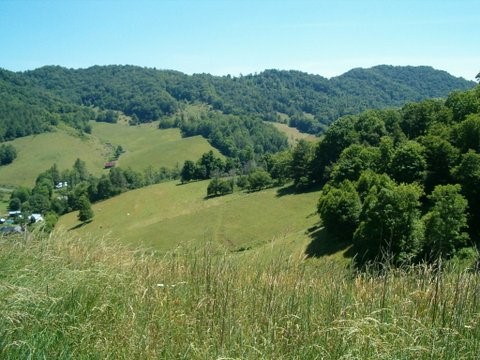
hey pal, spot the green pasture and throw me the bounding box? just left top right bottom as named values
left=91, top=121, right=223, bottom=170
left=57, top=181, right=325, bottom=257
left=0, top=129, right=106, bottom=187
left=270, top=122, right=318, bottom=145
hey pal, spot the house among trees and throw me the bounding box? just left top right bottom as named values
left=29, top=214, right=44, bottom=223
left=8, top=210, right=21, bottom=218
left=104, top=161, right=116, bottom=169
left=55, top=181, right=68, bottom=189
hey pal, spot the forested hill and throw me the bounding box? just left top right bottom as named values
left=0, top=65, right=475, bottom=141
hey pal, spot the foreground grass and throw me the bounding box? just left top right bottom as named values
left=1, top=232, right=479, bottom=359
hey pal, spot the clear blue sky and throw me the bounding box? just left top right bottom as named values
left=1, top=0, right=478, bottom=80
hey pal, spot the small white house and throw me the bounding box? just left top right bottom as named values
left=30, top=214, right=44, bottom=223
left=8, top=210, right=21, bottom=217
left=55, top=181, right=68, bottom=189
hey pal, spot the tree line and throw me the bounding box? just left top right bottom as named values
left=0, top=64, right=472, bottom=144
left=182, top=83, right=480, bottom=265
left=8, top=159, right=180, bottom=229
left=300, top=86, right=480, bottom=266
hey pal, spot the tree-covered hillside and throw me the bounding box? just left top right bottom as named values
left=20, top=64, right=475, bottom=134
left=283, top=84, right=480, bottom=265
left=0, top=69, right=96, bottom=141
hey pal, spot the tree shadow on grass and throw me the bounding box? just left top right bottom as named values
left=276, top=183, right=323, bottom=197
left=305, top=224, right=356, bottom=258
left=68, top=220, right=92, bottom=231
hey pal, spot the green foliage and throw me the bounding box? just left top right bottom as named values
left=247, top=169, right=272, bottom=191
left=400, top=99, right=452, bottom=138
left=0, top=144, right=17, bottom=165
left=264, top=150, right=292, bottom=185
left=389, top=140, right=427, bottom=184
left=419, top=135, right=459, bottom=191
left=452, top=114, right=480, bottom=152
left=423, top=184, right=469, bottom=260
left=0, top=64, right=468, bottom=144
left=77, top=195, right=94, bottom=223
left=318, top=180, right=361, bottom=242
left=180, top=151, right=227, bottom=183
left=177, top=109, right=288, bottom=160
left=207, top=177, right=234, bottom=197
left=331, top=144, right=380, bottom=184
left=180, top=160, right=197, bottom=183
left=8, top=197, right=21, bottom=211
left=96, top=109, right=119, bottom=123
left=452, top=150, right=480, bottom=235
left=445, top=89, right=480, bottom=122
left=290, top=139, right=315, bottom=188
left=353, top=178, right=424, bottom=265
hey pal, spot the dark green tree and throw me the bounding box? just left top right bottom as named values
left=353, top=177, right=424, bottom=265
left=318, top=180, right=361, bottom=242
left=419, top=135, right=459, bottom=192
left=247, top=169, right=272, bottom=191
left=207, top=178, right=233, bottom=197
left=180, top=160, right=197, bottom=183
left=389, top=140, right=427, bottom=184
left=8, top=197, right=21, bottom=211
left=0, top=144, right=17, bottom=165
left=422, top=184, right=469, bottom=260
left=452, top=150, right=480, bottom=236
left=452, top=114, right=480, bottom=153
left=77, top=195, right=94, bottom=223
left=330, top=144, right=380, bottom=184
left=291, top=139, right=315, bottom=188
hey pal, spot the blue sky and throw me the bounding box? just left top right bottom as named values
left=1, top=0, right=478, bottom=80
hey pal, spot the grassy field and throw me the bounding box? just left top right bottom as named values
left=0, top=122, right=221, bottom=188
left=0, top=129, right=106, bottom=187
left=270, top=122, right=318, bottom=145
left=91, top=121, right=222, bottom=171
left=1, top=230, right=479, bottom=359
left=57, top=181, right=326, bottom=258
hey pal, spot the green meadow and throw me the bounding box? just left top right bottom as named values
left=91, top=121, right=222, bottom=171
left=270, top=122, right=318, bottom=145
left=57, top=181, right=326, bottom=258
left=0, top=129, right=106, bottom=187
left=0, top=122, right=220, bottom=187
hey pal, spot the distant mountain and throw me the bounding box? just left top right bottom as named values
left=0, top=64, right=475, bottom=142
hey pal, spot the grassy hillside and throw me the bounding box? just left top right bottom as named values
left=0, top=128, right=106, bottom=187
left=1, top=230, right=478, bottom=359
left=91, top=121, right=222, bottom=170
left=270, top=122, right=318, bottom=145
left=0, top=122, right=221, bottom=187
left=57, top=181, right=324, bottom=257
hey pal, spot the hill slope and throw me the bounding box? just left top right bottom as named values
left=0, top=123, right=221, bottom=187
left=5, top=64, right=473, bottom=138
left=57, top=180, right=324, bottom=257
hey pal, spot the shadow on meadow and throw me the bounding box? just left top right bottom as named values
left=305, top=224, right=355, bottom=258
left=69, top=220, right=92, bottom=231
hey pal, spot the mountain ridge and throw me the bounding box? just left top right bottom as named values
left=0, top=64, right=475, bottom=142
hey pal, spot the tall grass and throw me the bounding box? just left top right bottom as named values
left=1, top=231, right=479, bottom=359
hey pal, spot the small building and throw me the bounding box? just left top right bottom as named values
left=30, top=214, right=44, bottom=223
left=8, top=210, right=21, bottom=218
left=104, top=161, right=116, bottom=169
left=56, top=181, right=68, bottom=189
